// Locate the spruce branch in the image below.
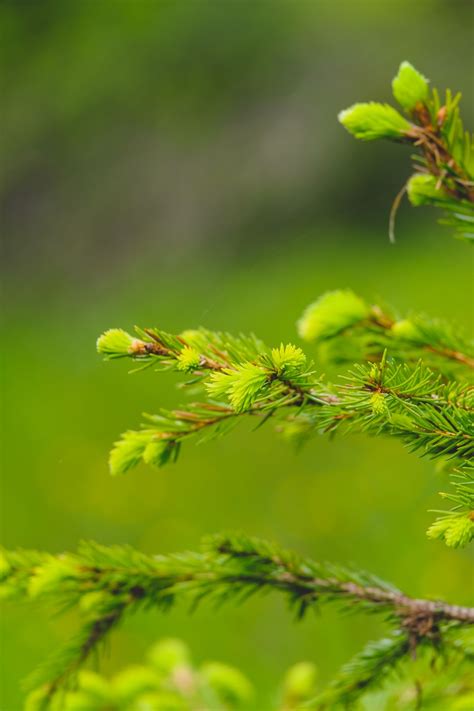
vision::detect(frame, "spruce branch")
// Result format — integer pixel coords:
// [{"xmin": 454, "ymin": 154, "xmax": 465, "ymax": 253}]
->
[
  {"xmin": 98, "ymin": 325, "xmax": 473, "ymax": 544},
  {"xmin": 311, "ymin": 625, "xmax": 474, "ymax": 709},
  {"xmin": 314, "ymin": 358, "xmax": 474, "ymax": 462},
  {"xmin": 298, "ymin": 290, "xmax": 474, "ymax": 376},
  {"xmin": 339, "ymin": 61, "xmax": 474, "ymax": 241},
  {"xmin": 97, "ymin": 326, "xmax": 267, "ymax": 373},
  {"xmin": 98, "ymin": 318, "xmax": 474, "ymax": 546},
  {"xmin": 427, "ymin": 460, "xmax": 474, "ymax": 548},
  {"xmin": 99, "ymin": 324, "xmax": 473, "ymax": 473},
  {"xmin": 313, "ymin": 632, "xmax": 411, "ymax": 708},
  {"xmin": 2, "ymin": 535, "xmax": 473, "ymax": 704},
  {"xmin": 26, "ymin": 611, "xmax": 124, "ymax": 703}
]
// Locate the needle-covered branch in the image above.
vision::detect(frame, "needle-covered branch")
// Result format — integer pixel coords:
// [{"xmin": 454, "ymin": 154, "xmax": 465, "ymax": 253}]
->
[
  {"xmin": 98, "ymin": 325, "xmax": 473, "ymax": 467},
  {"xmin": 297, "ymin": 289, "xmax": 474, "ymax": 376},
  {"xmin": 97, "ymin": 323, "xmax": 474, "ymax": 546},
  {"xmin": 97, "ymin": 326, "xmax": 331, "ymax": 472},
  {"xmin": 339, "ymin": 62, "xmax": 474, "ymax": 241},
  {"xmin": 2, "ymin": 534, "xmax": 473, "ymax": 705},
  {"xmin": 312, "ymin": 626, "xmax": 474, "ymax": 709}
]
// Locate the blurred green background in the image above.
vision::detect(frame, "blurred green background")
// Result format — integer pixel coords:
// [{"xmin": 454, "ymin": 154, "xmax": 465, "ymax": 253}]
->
[{"xmin": 1, "ymin": 0, "xmax": 473, "ymax": 708}]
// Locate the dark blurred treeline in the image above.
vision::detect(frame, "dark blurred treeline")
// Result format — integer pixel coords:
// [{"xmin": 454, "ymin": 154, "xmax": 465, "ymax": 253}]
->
[{"xmin": 2, "ymin": 0, "xmax": 473, "ymax": 279}]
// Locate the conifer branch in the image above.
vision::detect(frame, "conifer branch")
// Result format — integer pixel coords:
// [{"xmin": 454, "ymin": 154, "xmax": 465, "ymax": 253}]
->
[
  {"xmin": 339, "ymin": 62, "xmax": 474, "ymax": 241},
  {"xmin": 98, "ymin": 326, "xmax": 473, "ymax": 472},
  {"xmin": 297, "ymin": 290, "xmax": 474, "ymax": 376},
  {"xmin": 313, "ymin": 359, "xmax": 474, "ymax": 463},
  {"xmin": 312, "ymin": 625, "xmax": 474, "ymax": 709},
  {"xmin": 314, "ymin": 632, "xmax": 411, "ymax": 708},
  {"xmin": 98, "ymin": 325, "xmax": 474, "ymax": 545},
  {"xmin": 2, "ymin": 534, "xmax": 473, "ymax": 700}
]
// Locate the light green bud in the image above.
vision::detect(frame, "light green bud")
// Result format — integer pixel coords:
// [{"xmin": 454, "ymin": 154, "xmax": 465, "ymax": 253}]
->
[
  {"xmin": 148, "ymin": 639, "xmax": 191, "ymax": 674},
  {"xmin": 370, "ymin": 392, "xmax": 387, "ymax": 416},
  {"xmin": 63, "ymin": 694, "xmax": 100, "ymax": 711},
  {"xmin": 131, "ymin": 691, "xmax": 188, "ymax": 710},
  {"xmin": 96, "ymin": 328, "xmax": 137, "ymax": 357},
  {"xmin": 391, "ymin": 319, "xmax": 422, "ymax": 342},
  {"xmin": 298, "ymin": 290, "xmax": 369, "ymax": 342},
  {"xmin": 76, "ymin": 670, "xmax": 111, "ymax": 701},
  {"xmin": 406, "ymin": 173, "xmax": 447, "ymax": 207},
  {"xmin": 338, "ymin": 102, "xmax": 411, "ymax": 141},
  {"xmin": 427, "ymin": 514, "xmax": 474, "ymax": 548},
  {"xmin": 201, "ymin": 662, "xmax": 254, "ymax": 707},
  {"xmin": 283, "ymin": 661, "xmax": 318, "ymax": 700},
  {"xmin": 176, "ymin": 346, "xmax": 201, "ymax": 372},
  {"xmin": 271, "ymin": 343, "xmax": 306, "ymax": 373},
  {"xmin": 113, "ymin": 665, "xmax": 160, "ymax": 703},
  {"xmin": 206, "ymin": 363, "xmax": 267, "ymax": 413},
  {"xmin": 392, "ymin": 61, "xmax": 429, "ymax": 111}
]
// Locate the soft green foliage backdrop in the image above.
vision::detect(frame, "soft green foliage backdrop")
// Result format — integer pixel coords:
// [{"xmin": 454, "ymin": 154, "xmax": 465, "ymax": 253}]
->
[{"xmin": 1, "ymin": 1, "xmax": 473, "ymax": 708}]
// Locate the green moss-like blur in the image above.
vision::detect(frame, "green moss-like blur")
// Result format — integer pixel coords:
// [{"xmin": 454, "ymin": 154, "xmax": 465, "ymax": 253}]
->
[{"xmin": 1, "ymin": 1, "xmax": 473, "ymax": 708}]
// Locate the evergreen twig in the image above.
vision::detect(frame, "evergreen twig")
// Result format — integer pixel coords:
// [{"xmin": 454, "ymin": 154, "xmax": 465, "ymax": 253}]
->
[
  {"xmin": 97, "ymin": 325, "xmax": 474, "ymax": 546},
  {"xmin": 339, "ymin": 61, "xmax": 474, "ymax": 241},
  {"xmin": 2, "ymin": 534, "xmax": 473, "ymax": 698}
]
